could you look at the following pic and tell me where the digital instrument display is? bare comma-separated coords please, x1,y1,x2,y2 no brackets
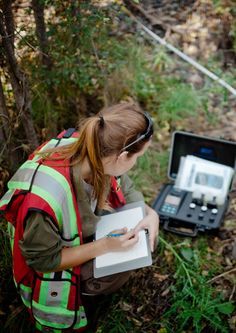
164,194,181,206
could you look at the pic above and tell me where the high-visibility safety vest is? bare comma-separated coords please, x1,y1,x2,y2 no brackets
0,129,126,333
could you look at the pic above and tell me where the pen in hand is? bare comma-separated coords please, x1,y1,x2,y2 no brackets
106,228,136,239
105,228,139,250
106,233,125,237
106,227,128,238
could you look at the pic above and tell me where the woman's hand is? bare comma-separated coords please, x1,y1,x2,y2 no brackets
58,208,158,271
104,227,139,252
134,205,159,252
58,227,138,271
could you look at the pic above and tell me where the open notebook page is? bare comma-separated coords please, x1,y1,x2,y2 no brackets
95,206,148,268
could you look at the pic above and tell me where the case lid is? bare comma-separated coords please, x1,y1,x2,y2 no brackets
168,131,236,180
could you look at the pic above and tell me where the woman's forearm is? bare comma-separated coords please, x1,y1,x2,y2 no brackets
56,238,108,272
53,226,140,272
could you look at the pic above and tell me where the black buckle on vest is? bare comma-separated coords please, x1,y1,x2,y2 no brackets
63,128,76,138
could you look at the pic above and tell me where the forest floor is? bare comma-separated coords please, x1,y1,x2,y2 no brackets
97,1,236,332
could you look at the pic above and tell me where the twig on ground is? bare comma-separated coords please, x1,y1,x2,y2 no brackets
208,267,236,283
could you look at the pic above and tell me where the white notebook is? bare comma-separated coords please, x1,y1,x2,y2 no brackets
94,201,152,278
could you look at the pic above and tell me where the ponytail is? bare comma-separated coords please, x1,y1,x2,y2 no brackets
76,117,109,209
38,102,152,209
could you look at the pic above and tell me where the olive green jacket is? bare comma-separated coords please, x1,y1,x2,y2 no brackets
19,165,143,272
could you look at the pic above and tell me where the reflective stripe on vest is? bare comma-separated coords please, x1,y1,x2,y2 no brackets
2,136,87,331
0,188,16,210
31,137,77,163
0,136,77,215
32,302,86,328
8,160,79,246
18,268,87,330
19,283,32,308
32,270,86,330
35,321,84,333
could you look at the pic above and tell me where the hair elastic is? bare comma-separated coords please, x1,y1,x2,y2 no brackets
98,114,105,128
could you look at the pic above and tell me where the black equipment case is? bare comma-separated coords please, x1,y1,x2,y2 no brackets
152,131,236,237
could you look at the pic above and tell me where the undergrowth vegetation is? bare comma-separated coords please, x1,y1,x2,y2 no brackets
17,2,231,136
97,231,235,332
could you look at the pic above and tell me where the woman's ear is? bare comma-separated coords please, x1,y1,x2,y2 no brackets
117,151,129,163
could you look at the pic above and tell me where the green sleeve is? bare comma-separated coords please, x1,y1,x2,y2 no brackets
120,174,144,203
19,212,62,272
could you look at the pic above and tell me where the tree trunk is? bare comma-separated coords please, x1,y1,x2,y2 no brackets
0,77,10,165
31,0,52,69
2,0,15,48
31,0,58,137
0,77,22,169
0,5,39,151
0,126,4,143
70,0,81,50
0,77,10,141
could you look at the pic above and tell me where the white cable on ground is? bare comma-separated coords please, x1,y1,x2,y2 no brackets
124,7,236,97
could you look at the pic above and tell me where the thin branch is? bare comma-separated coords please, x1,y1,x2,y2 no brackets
229,283,235,301
208,267,236,283
91,38,105,74
0,130,12,159
14,29,49,58
0,113,10,121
